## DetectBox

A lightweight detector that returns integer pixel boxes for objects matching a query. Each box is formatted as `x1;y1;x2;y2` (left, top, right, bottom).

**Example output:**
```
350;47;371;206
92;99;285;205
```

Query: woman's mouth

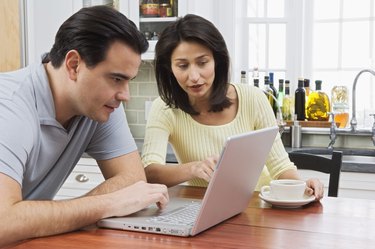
189;84;204;91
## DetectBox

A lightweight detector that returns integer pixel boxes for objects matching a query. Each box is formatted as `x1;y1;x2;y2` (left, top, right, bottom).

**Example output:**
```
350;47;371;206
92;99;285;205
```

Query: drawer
64;170;104;188
54;158;104;200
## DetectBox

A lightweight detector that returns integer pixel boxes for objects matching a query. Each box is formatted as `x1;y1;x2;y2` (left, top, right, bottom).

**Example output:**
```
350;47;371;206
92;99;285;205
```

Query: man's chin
90;114;110;123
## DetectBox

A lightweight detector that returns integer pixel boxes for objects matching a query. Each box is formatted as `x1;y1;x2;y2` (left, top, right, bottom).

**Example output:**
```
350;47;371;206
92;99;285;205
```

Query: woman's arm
145;155;218;187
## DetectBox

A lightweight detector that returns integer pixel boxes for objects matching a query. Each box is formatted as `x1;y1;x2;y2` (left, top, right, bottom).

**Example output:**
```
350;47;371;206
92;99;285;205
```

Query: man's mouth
104;105;117;112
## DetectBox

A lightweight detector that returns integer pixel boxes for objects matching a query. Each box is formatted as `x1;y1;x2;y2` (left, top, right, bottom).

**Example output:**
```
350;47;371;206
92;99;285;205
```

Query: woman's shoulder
150;97;184;118
151;97;172;111
231;83;264;98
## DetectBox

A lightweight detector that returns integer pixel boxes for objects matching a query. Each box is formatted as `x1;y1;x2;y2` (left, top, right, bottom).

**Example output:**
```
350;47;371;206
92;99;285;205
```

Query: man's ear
65;50;81;81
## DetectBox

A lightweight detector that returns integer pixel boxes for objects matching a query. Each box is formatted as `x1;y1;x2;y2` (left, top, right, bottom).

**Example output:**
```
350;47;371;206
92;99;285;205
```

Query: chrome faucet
328;112;337;149
350;69;375;131
370;114;375;146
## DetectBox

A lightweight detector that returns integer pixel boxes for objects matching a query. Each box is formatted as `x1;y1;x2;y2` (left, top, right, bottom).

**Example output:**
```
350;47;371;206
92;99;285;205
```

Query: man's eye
113;77;123;82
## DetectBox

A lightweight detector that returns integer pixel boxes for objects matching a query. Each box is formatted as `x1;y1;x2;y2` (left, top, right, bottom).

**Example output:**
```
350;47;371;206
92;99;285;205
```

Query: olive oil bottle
305;80;331;121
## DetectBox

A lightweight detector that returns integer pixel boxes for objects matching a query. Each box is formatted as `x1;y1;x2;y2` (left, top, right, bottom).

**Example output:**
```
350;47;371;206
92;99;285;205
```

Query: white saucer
259;193;315;208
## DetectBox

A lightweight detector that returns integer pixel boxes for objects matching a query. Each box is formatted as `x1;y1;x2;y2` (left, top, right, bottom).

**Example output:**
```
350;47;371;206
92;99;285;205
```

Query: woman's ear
65;50;81;81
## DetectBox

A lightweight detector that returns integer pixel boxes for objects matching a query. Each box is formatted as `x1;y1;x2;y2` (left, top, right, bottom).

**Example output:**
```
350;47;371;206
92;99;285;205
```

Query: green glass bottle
294;78;306;121
277;79;284;108
282;80;294;121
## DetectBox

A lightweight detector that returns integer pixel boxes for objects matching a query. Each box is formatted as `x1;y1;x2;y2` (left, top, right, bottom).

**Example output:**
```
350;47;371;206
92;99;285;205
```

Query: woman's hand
305;178;324;200
189;155;219;182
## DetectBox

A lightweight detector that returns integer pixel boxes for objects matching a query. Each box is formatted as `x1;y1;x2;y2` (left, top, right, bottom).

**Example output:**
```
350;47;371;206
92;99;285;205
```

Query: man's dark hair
42;5;148;68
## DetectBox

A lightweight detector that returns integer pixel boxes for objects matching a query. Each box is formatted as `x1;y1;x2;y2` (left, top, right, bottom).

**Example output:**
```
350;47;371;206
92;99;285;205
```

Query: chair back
288;151;343;197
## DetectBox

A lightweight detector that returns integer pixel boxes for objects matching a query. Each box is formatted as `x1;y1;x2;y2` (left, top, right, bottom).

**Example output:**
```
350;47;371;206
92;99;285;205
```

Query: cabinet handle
75;174;89;183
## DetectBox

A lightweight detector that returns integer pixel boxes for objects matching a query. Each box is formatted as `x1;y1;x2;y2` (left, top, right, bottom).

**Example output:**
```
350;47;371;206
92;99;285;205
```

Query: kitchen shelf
140;17;178;23
118;0;186;60
286;120;340;128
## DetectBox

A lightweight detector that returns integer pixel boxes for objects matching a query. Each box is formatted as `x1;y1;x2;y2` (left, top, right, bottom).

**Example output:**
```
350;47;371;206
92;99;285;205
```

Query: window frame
227;0;375;127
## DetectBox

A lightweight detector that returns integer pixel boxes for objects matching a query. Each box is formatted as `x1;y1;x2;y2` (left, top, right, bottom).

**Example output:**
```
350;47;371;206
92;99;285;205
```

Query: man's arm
0;151;169;248
86;151;147;196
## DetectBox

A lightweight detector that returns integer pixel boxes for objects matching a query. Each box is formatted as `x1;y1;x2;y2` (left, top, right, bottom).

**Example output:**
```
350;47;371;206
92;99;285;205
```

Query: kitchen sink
341;155;375;164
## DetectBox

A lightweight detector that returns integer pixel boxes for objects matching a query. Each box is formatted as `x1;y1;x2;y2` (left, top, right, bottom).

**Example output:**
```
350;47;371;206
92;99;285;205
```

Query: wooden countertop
6;185;375;249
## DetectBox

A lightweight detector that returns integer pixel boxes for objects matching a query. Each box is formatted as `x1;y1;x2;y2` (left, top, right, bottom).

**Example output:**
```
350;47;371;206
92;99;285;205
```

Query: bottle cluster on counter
239;69;349;128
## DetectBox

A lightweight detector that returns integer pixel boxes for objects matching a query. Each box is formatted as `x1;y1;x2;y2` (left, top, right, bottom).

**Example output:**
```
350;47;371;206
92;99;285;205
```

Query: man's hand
104;181;169;218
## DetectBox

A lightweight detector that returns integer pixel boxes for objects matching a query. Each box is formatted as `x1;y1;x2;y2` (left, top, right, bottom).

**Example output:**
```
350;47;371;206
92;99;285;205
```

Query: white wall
184;0;238;83
25;0;80;65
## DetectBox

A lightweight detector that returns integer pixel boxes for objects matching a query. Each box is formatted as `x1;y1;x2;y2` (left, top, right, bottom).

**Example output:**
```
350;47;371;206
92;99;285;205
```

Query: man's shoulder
0;64;41;100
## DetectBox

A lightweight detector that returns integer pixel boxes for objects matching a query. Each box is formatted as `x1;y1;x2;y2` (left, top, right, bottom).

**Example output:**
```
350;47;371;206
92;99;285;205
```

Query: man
0;6;168;247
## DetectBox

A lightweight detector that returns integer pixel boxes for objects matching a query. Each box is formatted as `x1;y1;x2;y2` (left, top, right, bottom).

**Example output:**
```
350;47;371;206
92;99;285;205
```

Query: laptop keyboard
148;202;201;226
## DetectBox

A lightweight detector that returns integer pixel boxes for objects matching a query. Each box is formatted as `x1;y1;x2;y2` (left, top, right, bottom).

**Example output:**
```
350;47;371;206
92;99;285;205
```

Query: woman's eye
178;64;188;69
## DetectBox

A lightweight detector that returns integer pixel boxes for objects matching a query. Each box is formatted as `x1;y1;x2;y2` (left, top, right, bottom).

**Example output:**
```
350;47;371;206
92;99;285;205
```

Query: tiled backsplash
125;61;159;139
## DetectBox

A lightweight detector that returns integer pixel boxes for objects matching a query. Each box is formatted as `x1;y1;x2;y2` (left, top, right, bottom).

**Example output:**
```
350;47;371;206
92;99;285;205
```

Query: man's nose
117;85;130;102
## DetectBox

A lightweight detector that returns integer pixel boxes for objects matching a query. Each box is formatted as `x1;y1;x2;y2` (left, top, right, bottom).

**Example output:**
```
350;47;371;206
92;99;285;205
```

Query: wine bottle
268;73;278;116
277;79;284;108
264;76;277;116
295;78;306;121
304;78;310;97
252;67;259;87
253;78;259;87
240;71;247;84
282;80;293;121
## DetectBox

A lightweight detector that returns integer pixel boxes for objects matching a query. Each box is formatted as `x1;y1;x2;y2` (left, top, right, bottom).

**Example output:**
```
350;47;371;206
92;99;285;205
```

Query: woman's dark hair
154;14;231;115
42;6;148;68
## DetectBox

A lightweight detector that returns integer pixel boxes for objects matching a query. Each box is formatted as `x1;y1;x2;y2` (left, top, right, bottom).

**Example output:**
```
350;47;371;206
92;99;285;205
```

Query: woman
142;14;324;199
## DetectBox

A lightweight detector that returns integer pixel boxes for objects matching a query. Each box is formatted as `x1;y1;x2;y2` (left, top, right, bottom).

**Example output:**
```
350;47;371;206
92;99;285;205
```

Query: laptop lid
191;126;278;235
97;126;279;236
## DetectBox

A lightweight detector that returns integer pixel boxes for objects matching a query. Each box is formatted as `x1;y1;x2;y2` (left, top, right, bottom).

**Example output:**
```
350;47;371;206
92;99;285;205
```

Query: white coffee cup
261;179;306;200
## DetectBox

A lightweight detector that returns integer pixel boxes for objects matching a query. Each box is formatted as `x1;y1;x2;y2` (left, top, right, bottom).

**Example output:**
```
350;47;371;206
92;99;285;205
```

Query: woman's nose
188;67;200;82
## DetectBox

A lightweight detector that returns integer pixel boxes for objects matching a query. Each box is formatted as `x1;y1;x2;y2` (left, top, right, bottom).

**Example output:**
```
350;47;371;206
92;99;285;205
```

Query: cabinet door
0;0;22;71
26;0;79;65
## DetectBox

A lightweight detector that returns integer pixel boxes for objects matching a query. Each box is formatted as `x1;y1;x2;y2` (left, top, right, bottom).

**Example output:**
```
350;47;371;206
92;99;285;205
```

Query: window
244;0;288;86
312;0;375;127
239;0;375;127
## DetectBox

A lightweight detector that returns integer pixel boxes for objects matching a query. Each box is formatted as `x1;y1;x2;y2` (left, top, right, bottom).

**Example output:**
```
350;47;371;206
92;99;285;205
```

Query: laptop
97;126;279;236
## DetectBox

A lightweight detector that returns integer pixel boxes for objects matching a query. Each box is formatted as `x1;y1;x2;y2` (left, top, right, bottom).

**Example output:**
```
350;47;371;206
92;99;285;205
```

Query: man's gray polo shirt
0;63;136;200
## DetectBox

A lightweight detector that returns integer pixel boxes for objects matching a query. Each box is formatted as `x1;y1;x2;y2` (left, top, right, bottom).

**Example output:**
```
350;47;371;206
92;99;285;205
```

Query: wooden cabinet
0;0;22;71
54;158;104;200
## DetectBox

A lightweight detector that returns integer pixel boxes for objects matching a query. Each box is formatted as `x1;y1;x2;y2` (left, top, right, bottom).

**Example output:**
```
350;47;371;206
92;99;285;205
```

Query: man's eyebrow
108;72;135;80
